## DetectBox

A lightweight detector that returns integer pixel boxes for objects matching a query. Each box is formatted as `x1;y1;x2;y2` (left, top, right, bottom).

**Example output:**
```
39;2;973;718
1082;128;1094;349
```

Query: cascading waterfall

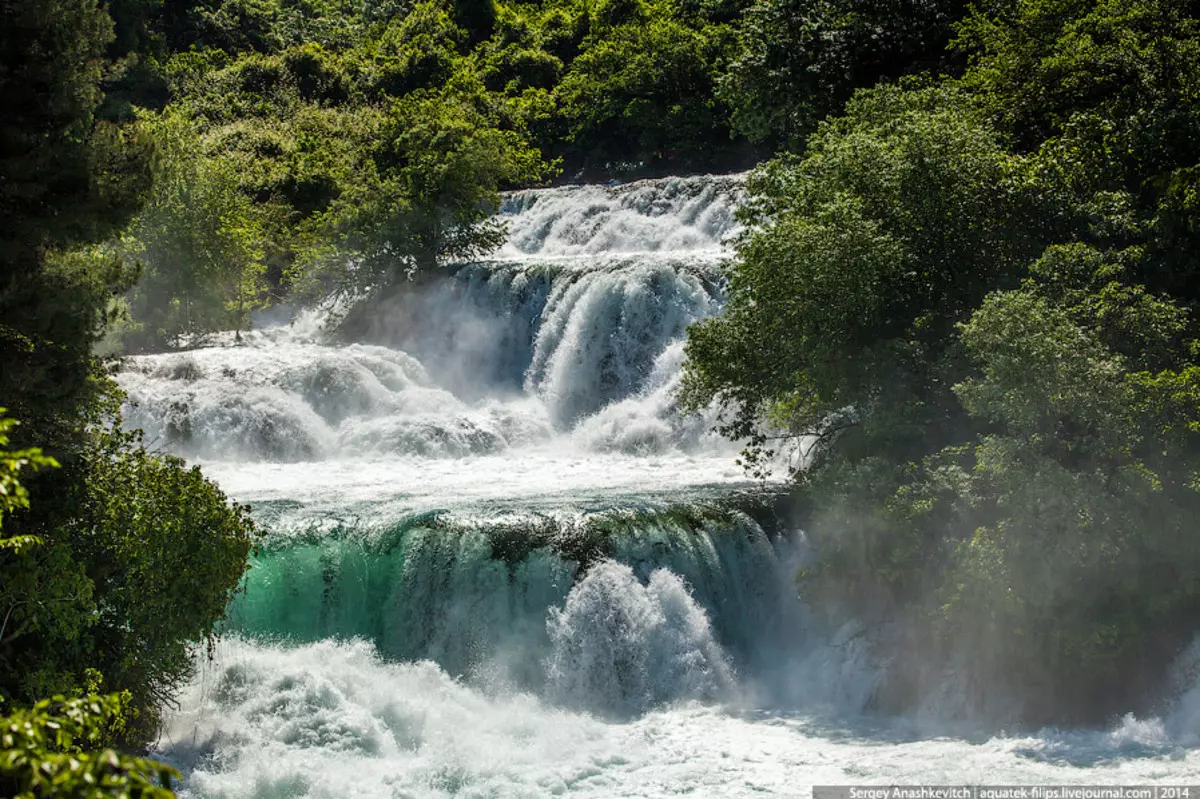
125;174;1200;798
218;501;802;695
496;173;742;258
544;561;736;715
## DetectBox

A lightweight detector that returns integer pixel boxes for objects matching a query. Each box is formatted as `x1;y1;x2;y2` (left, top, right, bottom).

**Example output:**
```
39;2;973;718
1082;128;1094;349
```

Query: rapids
119;174;1200;797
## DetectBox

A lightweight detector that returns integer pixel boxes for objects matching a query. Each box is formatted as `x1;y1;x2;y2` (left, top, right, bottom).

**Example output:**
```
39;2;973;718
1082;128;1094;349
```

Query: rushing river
120;175;1200;797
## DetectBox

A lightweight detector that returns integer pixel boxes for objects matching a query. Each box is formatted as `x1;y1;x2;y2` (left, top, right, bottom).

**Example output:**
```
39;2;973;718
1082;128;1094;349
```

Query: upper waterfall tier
496;173;744;260
118;174;746;465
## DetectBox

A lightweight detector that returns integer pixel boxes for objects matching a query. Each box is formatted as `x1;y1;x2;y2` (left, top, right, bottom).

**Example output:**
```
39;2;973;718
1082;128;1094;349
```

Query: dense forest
683;0;1200;723
1;0;1199;791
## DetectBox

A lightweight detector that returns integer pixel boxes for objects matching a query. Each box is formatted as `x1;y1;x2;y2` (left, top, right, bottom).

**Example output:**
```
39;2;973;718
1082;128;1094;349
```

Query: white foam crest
119;263;724;461
118;176;744;461
571;340;728;454
194;452;753;516
498;173;744;259
336;398;554;459
525;262;719;426
161;637;622;799
545;561;736;715
602;521;885;714
159;637;1200;799
119;343;554;460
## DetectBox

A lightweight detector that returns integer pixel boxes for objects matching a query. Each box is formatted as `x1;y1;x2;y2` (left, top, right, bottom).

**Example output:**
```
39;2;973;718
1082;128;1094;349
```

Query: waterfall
131;173;1200;799
544;561;736;715
115;174;876;724
118;172;795;715
496;173;743;258
119;174;741;461
221;501;804;694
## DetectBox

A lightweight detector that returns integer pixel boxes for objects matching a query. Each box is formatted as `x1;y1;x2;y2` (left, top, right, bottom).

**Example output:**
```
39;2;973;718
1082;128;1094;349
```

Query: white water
161;636;1200;799
120;174;1200;797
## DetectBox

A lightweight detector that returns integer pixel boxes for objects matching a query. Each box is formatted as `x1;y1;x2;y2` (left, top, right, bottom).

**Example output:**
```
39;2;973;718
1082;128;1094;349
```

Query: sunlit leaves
120;112;270;350
0;694;178;798
0;414;58;531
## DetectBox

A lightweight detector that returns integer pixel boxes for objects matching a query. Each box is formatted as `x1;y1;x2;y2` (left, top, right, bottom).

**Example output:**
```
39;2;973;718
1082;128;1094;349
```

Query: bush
556;14;735;171
0;693;178;798
2;419;258;735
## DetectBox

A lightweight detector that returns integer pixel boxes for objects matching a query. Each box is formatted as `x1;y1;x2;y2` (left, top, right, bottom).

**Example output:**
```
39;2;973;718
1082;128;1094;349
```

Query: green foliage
36;0;984;348
684;84;1049;455
369;2;465;97
0;0;153;267
165;0;286;53
456;0;498;43
73;430;259;713
1;422;258;727
956;0;1200;149
556;14;735;171
0;415;58;536
0;0;153;445
0;693;178;798
720;0;969;149
957;0;1200;297
0;423;179;797
121;113;270;350
293;76;549;297
104;0;560;310
110;0;937;326
684;0;1200;722
0;0;147;395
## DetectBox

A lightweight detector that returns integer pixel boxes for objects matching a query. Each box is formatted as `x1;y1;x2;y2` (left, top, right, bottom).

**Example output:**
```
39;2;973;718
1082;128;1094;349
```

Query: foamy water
123;174;1200;797
161;636;1200;799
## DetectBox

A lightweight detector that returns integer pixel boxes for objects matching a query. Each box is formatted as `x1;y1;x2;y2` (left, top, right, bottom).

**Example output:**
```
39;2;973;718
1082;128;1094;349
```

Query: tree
683;0;1200;722
1;418;258;731
683;84;1053;467
556;13;736;172
298;76;549;299
955;0;1200;297
122;113;269;351
368;1;465;98
0;0;153;446
1;419;178;798
0;0;151;267
720;0;970;150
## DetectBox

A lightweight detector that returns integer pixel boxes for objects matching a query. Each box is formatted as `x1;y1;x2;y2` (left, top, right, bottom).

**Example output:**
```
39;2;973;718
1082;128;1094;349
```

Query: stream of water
119;174;1200;798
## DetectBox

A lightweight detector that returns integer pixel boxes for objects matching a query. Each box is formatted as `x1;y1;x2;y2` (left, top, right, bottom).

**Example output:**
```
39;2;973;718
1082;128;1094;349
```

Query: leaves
720;0;969;149
0;414;59;530
684;0;1200;721
120;111;271;350
0;694;178;798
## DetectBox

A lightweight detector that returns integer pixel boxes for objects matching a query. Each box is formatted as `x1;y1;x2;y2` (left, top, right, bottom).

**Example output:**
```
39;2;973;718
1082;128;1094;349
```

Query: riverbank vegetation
684;0;1200;723
1;1;257;791
69;0;977;350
